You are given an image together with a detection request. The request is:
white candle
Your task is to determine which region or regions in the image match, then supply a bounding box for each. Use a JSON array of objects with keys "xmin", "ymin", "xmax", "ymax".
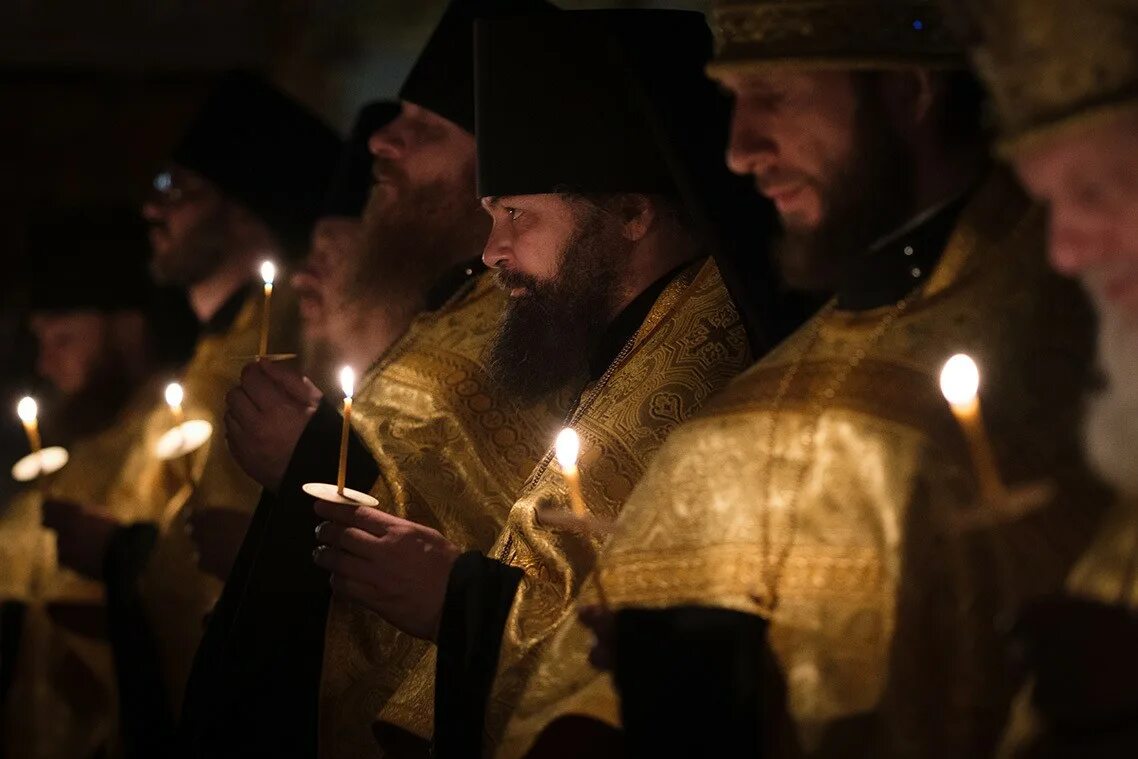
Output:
[
  {"xmin": 258, "ymin": 260, "xmax": 277, "ymax": 357},
  {"xmin": 555, "ymin": 428, "xmax": 588, "ymax": 517},
  {"xmin": 940, "ymin": 354, "xmax": 1003, "ymax": 500},
  {"xmin": 336, "ymin": 366, "xmax": 355, "ymax": 495},
  {"xmin": 165, "ymin": 382, "xmax": 185, "ymax": 425},
  {"xmin": 16, "ymin": 396, "xmax": 40, "ymax": 453}
]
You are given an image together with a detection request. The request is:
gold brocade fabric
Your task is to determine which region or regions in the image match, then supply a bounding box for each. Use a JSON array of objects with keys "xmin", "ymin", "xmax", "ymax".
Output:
[
  {"xmin": 583, "ymin": 173, "xmax": 1108, "ymax": 758},
  {"xmin": 375, "ymin": 258, "xmax": 753, "ymax": 755},
  {"xmin": 1, "ymin": 380, "xmax": 159, "ymax": 759},
  {"xmin": 109, "ymin": 285, "xmax": 299, "ymax": 717},
  {"xmin": 319, "ymin": 274, "xmax": 567, "ymax": 759}
]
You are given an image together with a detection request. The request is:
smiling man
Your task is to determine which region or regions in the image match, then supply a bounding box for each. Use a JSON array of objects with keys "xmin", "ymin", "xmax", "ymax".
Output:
[
  {"xmin": 305, "ymin": 10, "xmax": 794, "ymax": 758},
  {"xmin": 566, "ymin": 1, "xmax": 1113, "ymax": 757},
  {"xmin": 946, "ymin": 1, "xmax": 1138, "ymax": 754}
]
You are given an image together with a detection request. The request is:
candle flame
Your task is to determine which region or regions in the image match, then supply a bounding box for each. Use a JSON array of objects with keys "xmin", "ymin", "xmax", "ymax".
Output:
[
  {"xmin": 339, "ymin": 366, "xmax": 356, "ymax": 399},
  {"xmin": 260, "ymin": 260, "xmax": 277, "ymax": 286},
  {"xmin": 940, "ymin": 353, "xmax": 980, "ymax": 406},
  {"xmin": 164, "ymin": 382, "xmax": 184, "ymax": 409},
  {"xmin": 555, "ymin": 428, "xmax": 580, "ymax": 470},
  {"xmin": 16, "ymin": 396, "xmax": 37, "ymax": 424}
]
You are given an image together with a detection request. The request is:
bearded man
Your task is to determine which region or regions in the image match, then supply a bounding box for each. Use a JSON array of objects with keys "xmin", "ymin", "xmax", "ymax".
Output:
[
  {"xmin": 307, "ymin": 10, "xmax": 797, "ymax": 758},
  {"xmin": 554, "ymin": 1, "xmax": 1114, "ymax": 757},
  {"xmin": 0, "ymin": 212, "xmax": 191, "ymax": 759},
  {"xmin": 946, "ymin": 1, "xmax": 1138, "ymax": 754},
  {"xmin": 179, "ymin": 3, "xmax": 569, "ymax": 757},
  {"xmin": 36, "ymin": 72, "xmax": 340, "ymax": 758},
  {"xmin": 292, "ymin": 100, "xmax": 400, "ymax": 391}
]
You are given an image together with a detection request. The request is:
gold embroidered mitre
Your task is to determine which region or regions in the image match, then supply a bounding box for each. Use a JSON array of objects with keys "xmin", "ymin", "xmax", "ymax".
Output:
[
  {"xmin": 708, "ymin": 0, "xmax": 964, "ymax": 77},
  {"xmin": 374, "ymin": 259, "xmax": 753, "ymax": 755},
  {"xmin": 319, "ymin": 274, "xmax": 567, "ymax": 759},
  {"xmin": 943, "ymin": 0, "xmax": 1138, "ymax": 154},
  {"xmin": 585, "ymin": 173, "xmax": 1108, "ymax": 757}
]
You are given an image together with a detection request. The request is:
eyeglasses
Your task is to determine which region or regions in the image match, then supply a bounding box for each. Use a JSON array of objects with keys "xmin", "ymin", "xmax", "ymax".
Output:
[{"xmin": 149, "ymin": 170, "xmax": 208, "ymax": 206}]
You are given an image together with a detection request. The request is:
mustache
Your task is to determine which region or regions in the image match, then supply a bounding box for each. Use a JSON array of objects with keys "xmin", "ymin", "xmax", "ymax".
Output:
[
  {"xmin": 372, "ymin": 157, "xmax": 406, "ymax": 185},
  {"xmin": 494, "ymin": 268, "xmax": 542, "ymax": 293},
  {"xmin": 754, "ymin": 169, "xmax": 814, "ymax": 196}
]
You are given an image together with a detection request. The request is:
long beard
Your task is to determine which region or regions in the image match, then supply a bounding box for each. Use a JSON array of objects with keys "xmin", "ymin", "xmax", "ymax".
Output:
[
  {"xmin": 774, "ymin": 92, "xmax": 916, "ymax": 292},
  {"xmin": 1082, "ymin": 284, "xmax": 1138, "ymax": 497},
  {"xmin": 486, "ymin": 205, "xmax": 628, "ymax": 403},
  {"xmin": 351, "ymin": 165, "xmax": 488, "ymax": 310},
  {"xmin": 150, "ymin": 206, "xmax": 230, "ymax": 287}
]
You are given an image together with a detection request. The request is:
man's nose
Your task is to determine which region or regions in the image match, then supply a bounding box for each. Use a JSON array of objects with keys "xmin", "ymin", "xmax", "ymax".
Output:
[{"xmin": 482, "ymin": 223, "xmax": 513, "ymax": 269}]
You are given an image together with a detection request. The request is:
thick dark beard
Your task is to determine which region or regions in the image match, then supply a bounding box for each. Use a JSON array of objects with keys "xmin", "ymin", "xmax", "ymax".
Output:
[
  {"xmin": 774, "ymin": 89, "xmax": 917, "ymax": 292},
  {"xmin": 486, "ymin": 204, "xmax": 628, "ymax": 403},
  {"xmin": 55, "ymin": 343, "xmax": 139, "ymax": 441},
  {"xmin": 351, "ymin": 162, "xmax": 488, "ymax": 311},
  {"xmin": 149, "ymin": 205, "xmax": 231, "ymax": 287}
]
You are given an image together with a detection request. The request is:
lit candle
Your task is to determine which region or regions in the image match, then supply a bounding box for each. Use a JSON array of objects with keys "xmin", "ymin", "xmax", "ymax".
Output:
[
  {"xmin": 258, "ymin": 260, "xmax": 276, "ymax": 357},
  {"xmin": 940, "ymin": 354, "xmax": 1003, "ymax": 501},
  {"xmin": 165, "ymin": 382, "xmax": 185, "ymax": 426},
  {"xmin": 336, "ymin": 366, "xmax": 355, "ymax": 495},
  {"xmin": 16, "ymin": 397, "xmax": 41, "ymax": 454},
  {"xmin": 555, "ymin": 428, "xmax": 588, "ymax": 517}
]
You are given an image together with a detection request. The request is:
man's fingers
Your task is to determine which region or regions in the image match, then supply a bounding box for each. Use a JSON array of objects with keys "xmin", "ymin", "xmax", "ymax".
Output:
[
  {"xmin": 226, "ymin": 387, "xmax": 261, "ymax": 427},
  {"xmin": 312, "ymin": 545, "xmax": 374, "ymax": 581},
  {"xmin": 239, "ymin": 362, "xmax": 290, "ymax": 411},
  {"xmin": 329, "ymin": 573, "xmax": 382, "ymax": 607},
  {"xmin": 314, "ymin": 521, "xmax": 385, "ymax": 557},
  {"xmin": 313, "ymin": 499, "xmax": 403, "ymax": 537},
  {"xmin": 260, "ymin": 360, "xmax": 321, "ymax": 406}
]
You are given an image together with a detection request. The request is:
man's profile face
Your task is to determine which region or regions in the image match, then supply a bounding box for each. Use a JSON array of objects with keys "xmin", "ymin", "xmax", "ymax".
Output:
[
  {"xmin": 482, "ymin": 193, "xmax": 629, "ymax": 401},
  {"xmin": 141, "ymin": 166, "xmax": 229, "ymax": 286},
  {"xmin": 716, "ymin": 67, "xmax": 915, "ymax": 291},
  {"xmin": 366, "ymin": 102, "xmax": 478, "ymax": 221},
  {"xmin": 1013, "ymin": 114, "xmax": 1138, "ymax": 323},
  {"xmin": 718, "ymin": 68, "xmax": 859, "ymax": 232},
  {"xmin": 30, "ymin": 312, "xmax": 111, "ymax": 397}
]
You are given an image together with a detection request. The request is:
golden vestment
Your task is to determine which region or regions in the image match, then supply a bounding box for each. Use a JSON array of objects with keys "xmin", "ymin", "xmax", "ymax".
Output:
[
  {"xmin": 556, "ymin": 174, "xmax": 1106, "ymax": 757},
  {"xmin": 1, "ymin": 380, "xmax": 159, "ymax": 759},
  {"xmin": 108, "ymin": 285, "xmax": 298, "ymax": 716},
  {"xmin": 319, "ymin": 273, "xmax": 567, "ymax": 759},
  {"xmin": 375, "ymin": 257, "xmax": 752, "ymax": 755},
  {"xmin": 996, "ymin": 497, "xmax": 1138, "ymax": 757}
]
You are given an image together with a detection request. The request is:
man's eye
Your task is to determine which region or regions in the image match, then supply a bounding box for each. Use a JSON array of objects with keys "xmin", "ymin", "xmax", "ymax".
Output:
[{"xmin": 506, "ymin": 208, "xmax": 523, "ymax": 221}]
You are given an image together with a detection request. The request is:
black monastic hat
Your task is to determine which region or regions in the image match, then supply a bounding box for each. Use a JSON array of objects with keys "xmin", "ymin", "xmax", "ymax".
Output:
[
  {"xmin": 476, "ymin": 9, "xmax": 809, "ymax": 354},
  {"xmin": 321, "ymin": 101, "xmax": 400, "ymax": 219},
  {"xmin": 27, "ymin": 210, "xmax": 156, "ymax": 313},
  {"xmin": 475, "ymin": 10, "xmax": 721, "ymax": 199},
  {"xmin": 171, "ymin": 71, "xmax": 342, "ymax": 248},
  {"xmin": 399, "ymin": 0, "xmax": 557, "ymax": 134}
]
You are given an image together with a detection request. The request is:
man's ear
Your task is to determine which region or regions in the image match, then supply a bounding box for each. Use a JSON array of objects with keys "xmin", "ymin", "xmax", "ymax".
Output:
[
  {"xmin": 878, "ymin": 69, "xmax": 937, "ymax": 133},
  {"xmin": 619, "ymin": 194, "xmax": 656, "ymax": 243}
]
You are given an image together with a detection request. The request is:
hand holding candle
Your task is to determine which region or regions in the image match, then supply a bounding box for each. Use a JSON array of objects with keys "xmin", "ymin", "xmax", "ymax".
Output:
[
  {"xmin": 555, "ymin": 428, "xmax": 588, "ymax": 517},
  {"xmin": 17, "ymin": 396, "xmax": 40, "ymax": 453},
  {"xmin": 336, "ymin": 366, "xmax": 355, "ymax": 496},
  {"xmin": 258, "ymin": 260, "xmax": 276, "ymax": 357}
]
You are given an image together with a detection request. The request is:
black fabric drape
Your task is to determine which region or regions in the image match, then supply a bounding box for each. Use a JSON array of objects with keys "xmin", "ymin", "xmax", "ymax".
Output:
[{"xmin": 177, "ymin": 398, "xmax": 378, "ymax": 758}]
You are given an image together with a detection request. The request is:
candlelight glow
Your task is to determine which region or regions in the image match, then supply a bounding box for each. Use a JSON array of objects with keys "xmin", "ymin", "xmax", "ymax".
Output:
[
  {"xmin": 339, "ymin": 366, "xmax": 356, "ymax": 399},
  {"xmin": 940, "ymin": 354, "xmax": 980, "ymax": 406},
  {"xmin": 260, "ymin": 260, "xmax": 277, "ymax": 286},
  {"xmin": 555, "ymin": 428, "xmax": 580, "ymax": 470},
  {"xmin": 16, "ymin": 397, "xmax": 37, "ymax": 424},
  {"xmin": 164, "ymin": 382, "xmax": 184, "ymax": 409}
]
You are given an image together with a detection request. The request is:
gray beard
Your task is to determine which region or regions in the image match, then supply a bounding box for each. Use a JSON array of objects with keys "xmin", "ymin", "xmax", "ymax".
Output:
[{"xmin": 1082, "ymin": 282, "xmax": 1138, "ymax": 497}]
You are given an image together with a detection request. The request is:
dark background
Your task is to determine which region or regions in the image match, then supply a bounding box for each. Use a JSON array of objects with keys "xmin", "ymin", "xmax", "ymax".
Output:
[{"xmin": 0, "ymin": 1, "xmax": 706, "ymax": 502}]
